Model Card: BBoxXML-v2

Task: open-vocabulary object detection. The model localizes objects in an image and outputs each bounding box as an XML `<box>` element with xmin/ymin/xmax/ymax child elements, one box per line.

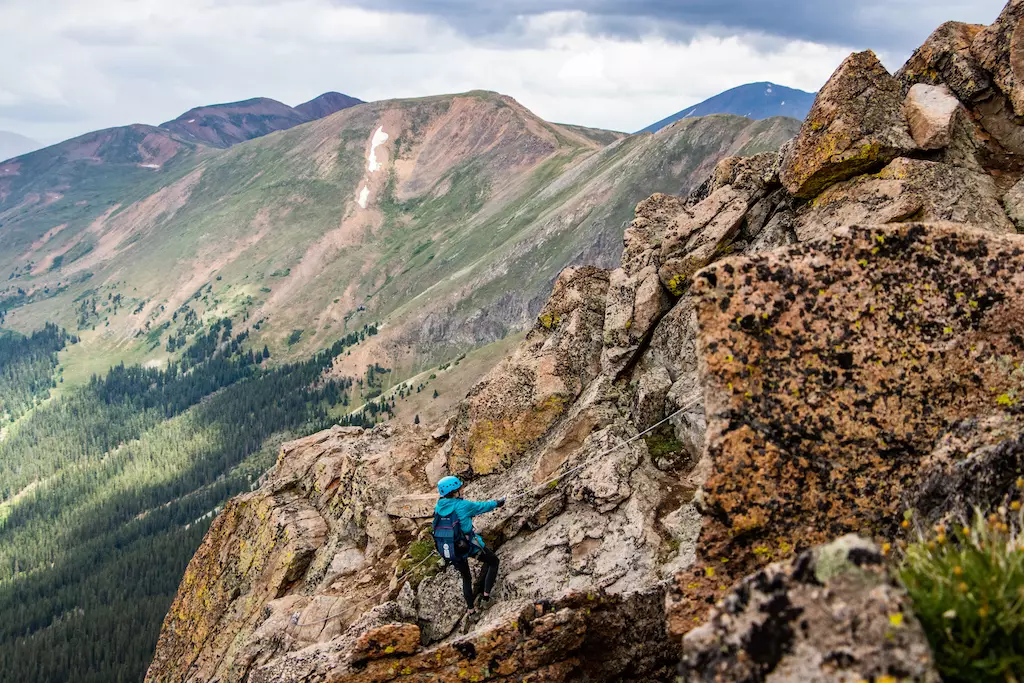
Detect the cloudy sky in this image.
<box><xmin>1</xmin><ymin>0</ymin><xmax>1006</xmax><ymax>145</ymax></box>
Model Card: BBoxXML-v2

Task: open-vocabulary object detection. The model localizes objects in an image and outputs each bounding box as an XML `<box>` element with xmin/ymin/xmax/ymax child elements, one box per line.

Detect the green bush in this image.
<box><xmin>900</xmin><ymin>506</ymin><xmax>1024</xmax><ymax>682</ymax></box>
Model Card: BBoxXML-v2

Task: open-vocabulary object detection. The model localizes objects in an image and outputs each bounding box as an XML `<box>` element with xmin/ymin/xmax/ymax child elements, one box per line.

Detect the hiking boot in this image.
<box><xmin>461</xmin><ymin>608</ymin><xmax>480</xmax><ymax>634</ymax></box>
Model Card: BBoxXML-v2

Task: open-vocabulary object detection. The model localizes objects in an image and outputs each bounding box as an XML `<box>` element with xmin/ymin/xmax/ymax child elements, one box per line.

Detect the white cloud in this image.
<box><xmin>1</xmin><ymin>0</ymin><xmax>855</xmax><ymax>143</ymax></box>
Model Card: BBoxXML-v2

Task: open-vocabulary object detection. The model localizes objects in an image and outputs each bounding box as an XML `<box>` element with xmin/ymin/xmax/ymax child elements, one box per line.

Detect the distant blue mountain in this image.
<box><xmin>638</xmin><ymin>82</ymin><xmax>816</xmax><ymax>134</ymax></box>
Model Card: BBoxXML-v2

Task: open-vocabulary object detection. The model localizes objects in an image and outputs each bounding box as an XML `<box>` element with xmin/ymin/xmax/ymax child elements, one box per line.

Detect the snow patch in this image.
<box><xmin>367</xmin><ymin>126</ymin><xmax>389</xmax><ymax>173</ymax></box>
<box><xmin>765</xmin><ymin>85</ymin><xmax>773</xmax><ymax>94</ymax></box>
<box><xmin>781</xmin><ymin>100</ymin><xmax>786</xmax><ymax>106</ymax></box>
<box><xmin>187</xmin><ymin>119</ymin><xmax>196</xmax><ymax>123</ymax></box>
<box><xmin>357</xmin><ymin>184</ymin><xmax>370</xmax><ymax>209</ymax></box>
<box><xmin>139</xmin><ymin>164</ymin><xmax>161</xmax><ymax>169</ymax></box>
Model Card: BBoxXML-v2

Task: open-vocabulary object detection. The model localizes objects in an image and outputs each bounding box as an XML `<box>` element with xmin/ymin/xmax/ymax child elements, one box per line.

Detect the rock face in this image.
<box><xmin>351</xmin><ymin>623</ymin><xmax>421</xmax><ymax>663</ymax></box>
<box><xmin>443</xmin><ymin>266</ymin><xmax>610</xmax><ymax>477</ymax></box>
<box><xmin>899</xmin><ymin>22</ymin><xmax>991</xmax><ymax>104</ymax></box>
<box><xmin>150</xmin><ymin>3</ymin><xmax>1024</xmax><ymax>682</ymax></box>
<box><xmin>1005</xmin><ymin>177</ymin><xmax>1024</xmax><ymax>229</ymax></box>
<box><xmin>658</xmin><ymin>153</ymin><xmax>783</xmax><ymax>297</ymax></box>
<box><xmin>910</xmin><ymin>412</ymin><xmax>1024</xmax><ymax>526</ymax></box>
<box><xmin>973</xmin><ymin>0</ymin><xmax>1024</xmax><ymax>116</ymax></box>
<box><xmin>147</xmin><ymin>425</ymin><xmax>439</xmax><ymax>682</ymax></box>
<box><xmin>680</xmin><ymin>536</ymin><xmax>940</xmax><ymax>683</ymax></box>
<box><xmin>667</xmin><ymin>222</ymin><xmax>1024</xmax><ymax>632</ymax></box>
<box><xmin>384</xmin><ymin>494</ymin><xmax>437</xmax><ymax>519</ymax></box>
<box><xmin>780</xmin><ymin>51</ymin><xmax>914</xmax><ymax>199</ymax></box>
<box><xmin>147</xmin><ymin>250</ymin><xmax>705</xmax><ymax>681</ymax></box>
<box><xmin>795</xmin><ymin>157</ymin><xmax>1014</xmax><ymax>241</ymax></box>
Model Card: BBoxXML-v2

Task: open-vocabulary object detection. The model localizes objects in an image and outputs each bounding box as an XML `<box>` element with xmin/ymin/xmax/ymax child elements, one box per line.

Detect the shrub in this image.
<box><xmin>395</xmin><ymin>536</ymin><xmax>440</xmax><ymax>586</ymax></box>
<box><xmin>899</xmin><ymin>507</ymin><xmax>1024</xmax><ymax>682</ymax></box>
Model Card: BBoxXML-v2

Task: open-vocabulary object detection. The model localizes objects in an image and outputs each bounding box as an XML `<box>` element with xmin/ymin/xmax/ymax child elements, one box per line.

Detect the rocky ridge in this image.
<box><xmin>148</xmin><ymin>2</ymin><xmax>1024</xmax><ymax>681</ymax></box>
<box><xmin>159</xmin><ymin>94</ymin><xmax>364</xmax><ymax>149</ymax></box>
<box><xmin>0</xmin><ymin>91</ymin><xmax>794</xmax><ymax>381</ymax></box>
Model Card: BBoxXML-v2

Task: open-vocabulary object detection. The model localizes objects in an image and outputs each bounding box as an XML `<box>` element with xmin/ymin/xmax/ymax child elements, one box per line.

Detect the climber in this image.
<box><xmin>432</xmin><ymin>476</ymin><xmax>505</xmax><ymax>614</ymax></box>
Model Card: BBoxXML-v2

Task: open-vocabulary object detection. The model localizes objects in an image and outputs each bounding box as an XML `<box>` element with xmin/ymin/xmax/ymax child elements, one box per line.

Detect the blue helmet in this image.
<box><xmin>437</xmin><ymin>476</ymin><xmax>463</xmax><ymax>497</ymax></box>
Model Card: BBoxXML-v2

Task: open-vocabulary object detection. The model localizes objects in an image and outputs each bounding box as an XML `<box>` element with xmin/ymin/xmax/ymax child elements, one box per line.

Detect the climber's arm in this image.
<box><xmin>460</xmin><ymin>499</ymin><xmax>499</xmax><ymax>518</ymax></box>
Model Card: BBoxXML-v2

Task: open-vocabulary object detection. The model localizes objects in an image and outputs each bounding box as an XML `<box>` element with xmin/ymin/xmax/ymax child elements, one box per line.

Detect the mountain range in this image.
<box><xmin>0</xmin><ymin>89</ymin><xmax>799</xmax><ymax>384</ymax></box>
<box><xmin>159</xmin><ymin>92</ymin><xmax>363</xmax><ymax>148</ymax></box>
<box><xmin>639</xmin><ymin>82</ymin><xmax>816</xmax><ymax>134</ymax></box>
<box><xmin>0</xmin><ymin>83</ymin><xmax>800</xmax><ymax>682</ymax></box>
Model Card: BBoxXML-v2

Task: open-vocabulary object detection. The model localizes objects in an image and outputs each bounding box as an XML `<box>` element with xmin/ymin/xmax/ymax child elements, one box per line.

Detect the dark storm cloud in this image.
<box><xmin>340</xmin><ymin>0</ymin><xmax>1005</xmax><ymax>52</ymax></box>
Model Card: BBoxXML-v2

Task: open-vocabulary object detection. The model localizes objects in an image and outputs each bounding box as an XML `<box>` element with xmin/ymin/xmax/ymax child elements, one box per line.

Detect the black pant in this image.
<box><xmin>452</xmin><ymin>546</ymin><xmax>499</xmax><ymax>608</ymax></box>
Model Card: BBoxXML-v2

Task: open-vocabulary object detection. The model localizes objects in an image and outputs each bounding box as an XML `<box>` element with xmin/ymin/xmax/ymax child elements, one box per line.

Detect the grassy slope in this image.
<box><xmin>0</xmin><ymin>97</ymin><xmax>799</xmax><ymax>391</ymax></box>
<box><xmin>371</xmin><ymin>332</ymin><xmax>527</xmax><ymax>426</ymax></box>
<box><xmin>411</xmin><ymin>115</ymin><xmax>803</xmax><ymax>345</ymax></box>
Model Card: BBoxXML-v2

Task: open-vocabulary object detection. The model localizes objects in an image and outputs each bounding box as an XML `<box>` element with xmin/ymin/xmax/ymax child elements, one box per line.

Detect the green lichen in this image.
<box><xmin>666</xmin><ymin>275</ymin><xmax>688</xmax><ymax>297</ymax></box>
<box><xmin>793</xmin><ymin>131</ymin><xmax>891</xmax><ymax>199</ymax></box>
<box><xmin>538</xmin><ymin>312</ymin><xmax>561</xmax><ymax>329</ymax></box>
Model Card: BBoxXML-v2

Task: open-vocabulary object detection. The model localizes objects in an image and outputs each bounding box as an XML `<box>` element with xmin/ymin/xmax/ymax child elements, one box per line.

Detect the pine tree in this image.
<box><xmin>414</xmin><ymin>414</ymin><xmax>420</xmax><ymax>425</ymax></box>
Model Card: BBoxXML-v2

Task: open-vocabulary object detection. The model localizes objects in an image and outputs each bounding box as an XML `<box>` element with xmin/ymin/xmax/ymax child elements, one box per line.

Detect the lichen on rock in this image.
<box><xmin>780</xmin><ymin>51</ymin><xmax>915</xmax><ymax>199</ymax></box>
<box><xmin>680</xmin><ymin>536</ymin><xmax>940</xmax><ymax>683</ymax></box>
<box><xmin>668</xmin><ymin>222</ymin><xmax>1024</xmax><ymax>632</ymax></box>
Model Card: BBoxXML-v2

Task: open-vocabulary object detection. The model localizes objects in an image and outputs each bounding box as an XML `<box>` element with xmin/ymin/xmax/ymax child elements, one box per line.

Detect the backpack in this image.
<box><xmin>432</xmin><ymin>511</ymin><xmax>472</xmax><ymax>562</ymax></box>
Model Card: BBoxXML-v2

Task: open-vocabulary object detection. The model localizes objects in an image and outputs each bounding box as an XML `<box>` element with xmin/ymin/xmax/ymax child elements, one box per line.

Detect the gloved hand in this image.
<box><xmin>495</xmin><ymin>497</ymin><xmax>506</xmax><ymax>508</ymax></box>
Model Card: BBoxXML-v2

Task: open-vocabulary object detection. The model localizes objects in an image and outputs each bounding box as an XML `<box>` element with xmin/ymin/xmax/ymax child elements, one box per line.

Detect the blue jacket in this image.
<box><xmin>435</xmin><ymin>497</ymin><xmax>498</xmax><ymax>550</ymax></box>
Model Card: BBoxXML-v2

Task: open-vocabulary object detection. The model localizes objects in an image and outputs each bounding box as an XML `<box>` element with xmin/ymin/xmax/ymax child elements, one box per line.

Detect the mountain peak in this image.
<box><xmin>294</xmin><ymin>91</ymin><xmax>363</xmax><ymax>119</ymax></box>
<box><xmin>638</xmin><ymin>82</ymin><xmax>816</xmax><ymax>134</ymax></box>
<box><xmin>159</xmin><ymin>97</ymin><xmax>308</xmax><ymax>148</ymax></box>
<box><xmin>159</xmin><ymin>93</ymin><xmax>362</xmax><ymax>149</ymax></box>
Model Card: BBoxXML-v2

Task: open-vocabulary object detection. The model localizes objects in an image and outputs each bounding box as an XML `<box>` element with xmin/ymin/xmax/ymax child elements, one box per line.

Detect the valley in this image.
<box><xmin>0</xmin><ymin>88</ymin><xmax>798</xmax><ymax>682</ymax></box>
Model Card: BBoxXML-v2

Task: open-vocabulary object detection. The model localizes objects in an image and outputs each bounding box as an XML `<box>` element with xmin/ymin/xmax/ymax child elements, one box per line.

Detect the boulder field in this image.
<box><xmin>147</xmin><ymin>2</ymin><xmax>1024</xmax><ymax>681</ymax></box>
